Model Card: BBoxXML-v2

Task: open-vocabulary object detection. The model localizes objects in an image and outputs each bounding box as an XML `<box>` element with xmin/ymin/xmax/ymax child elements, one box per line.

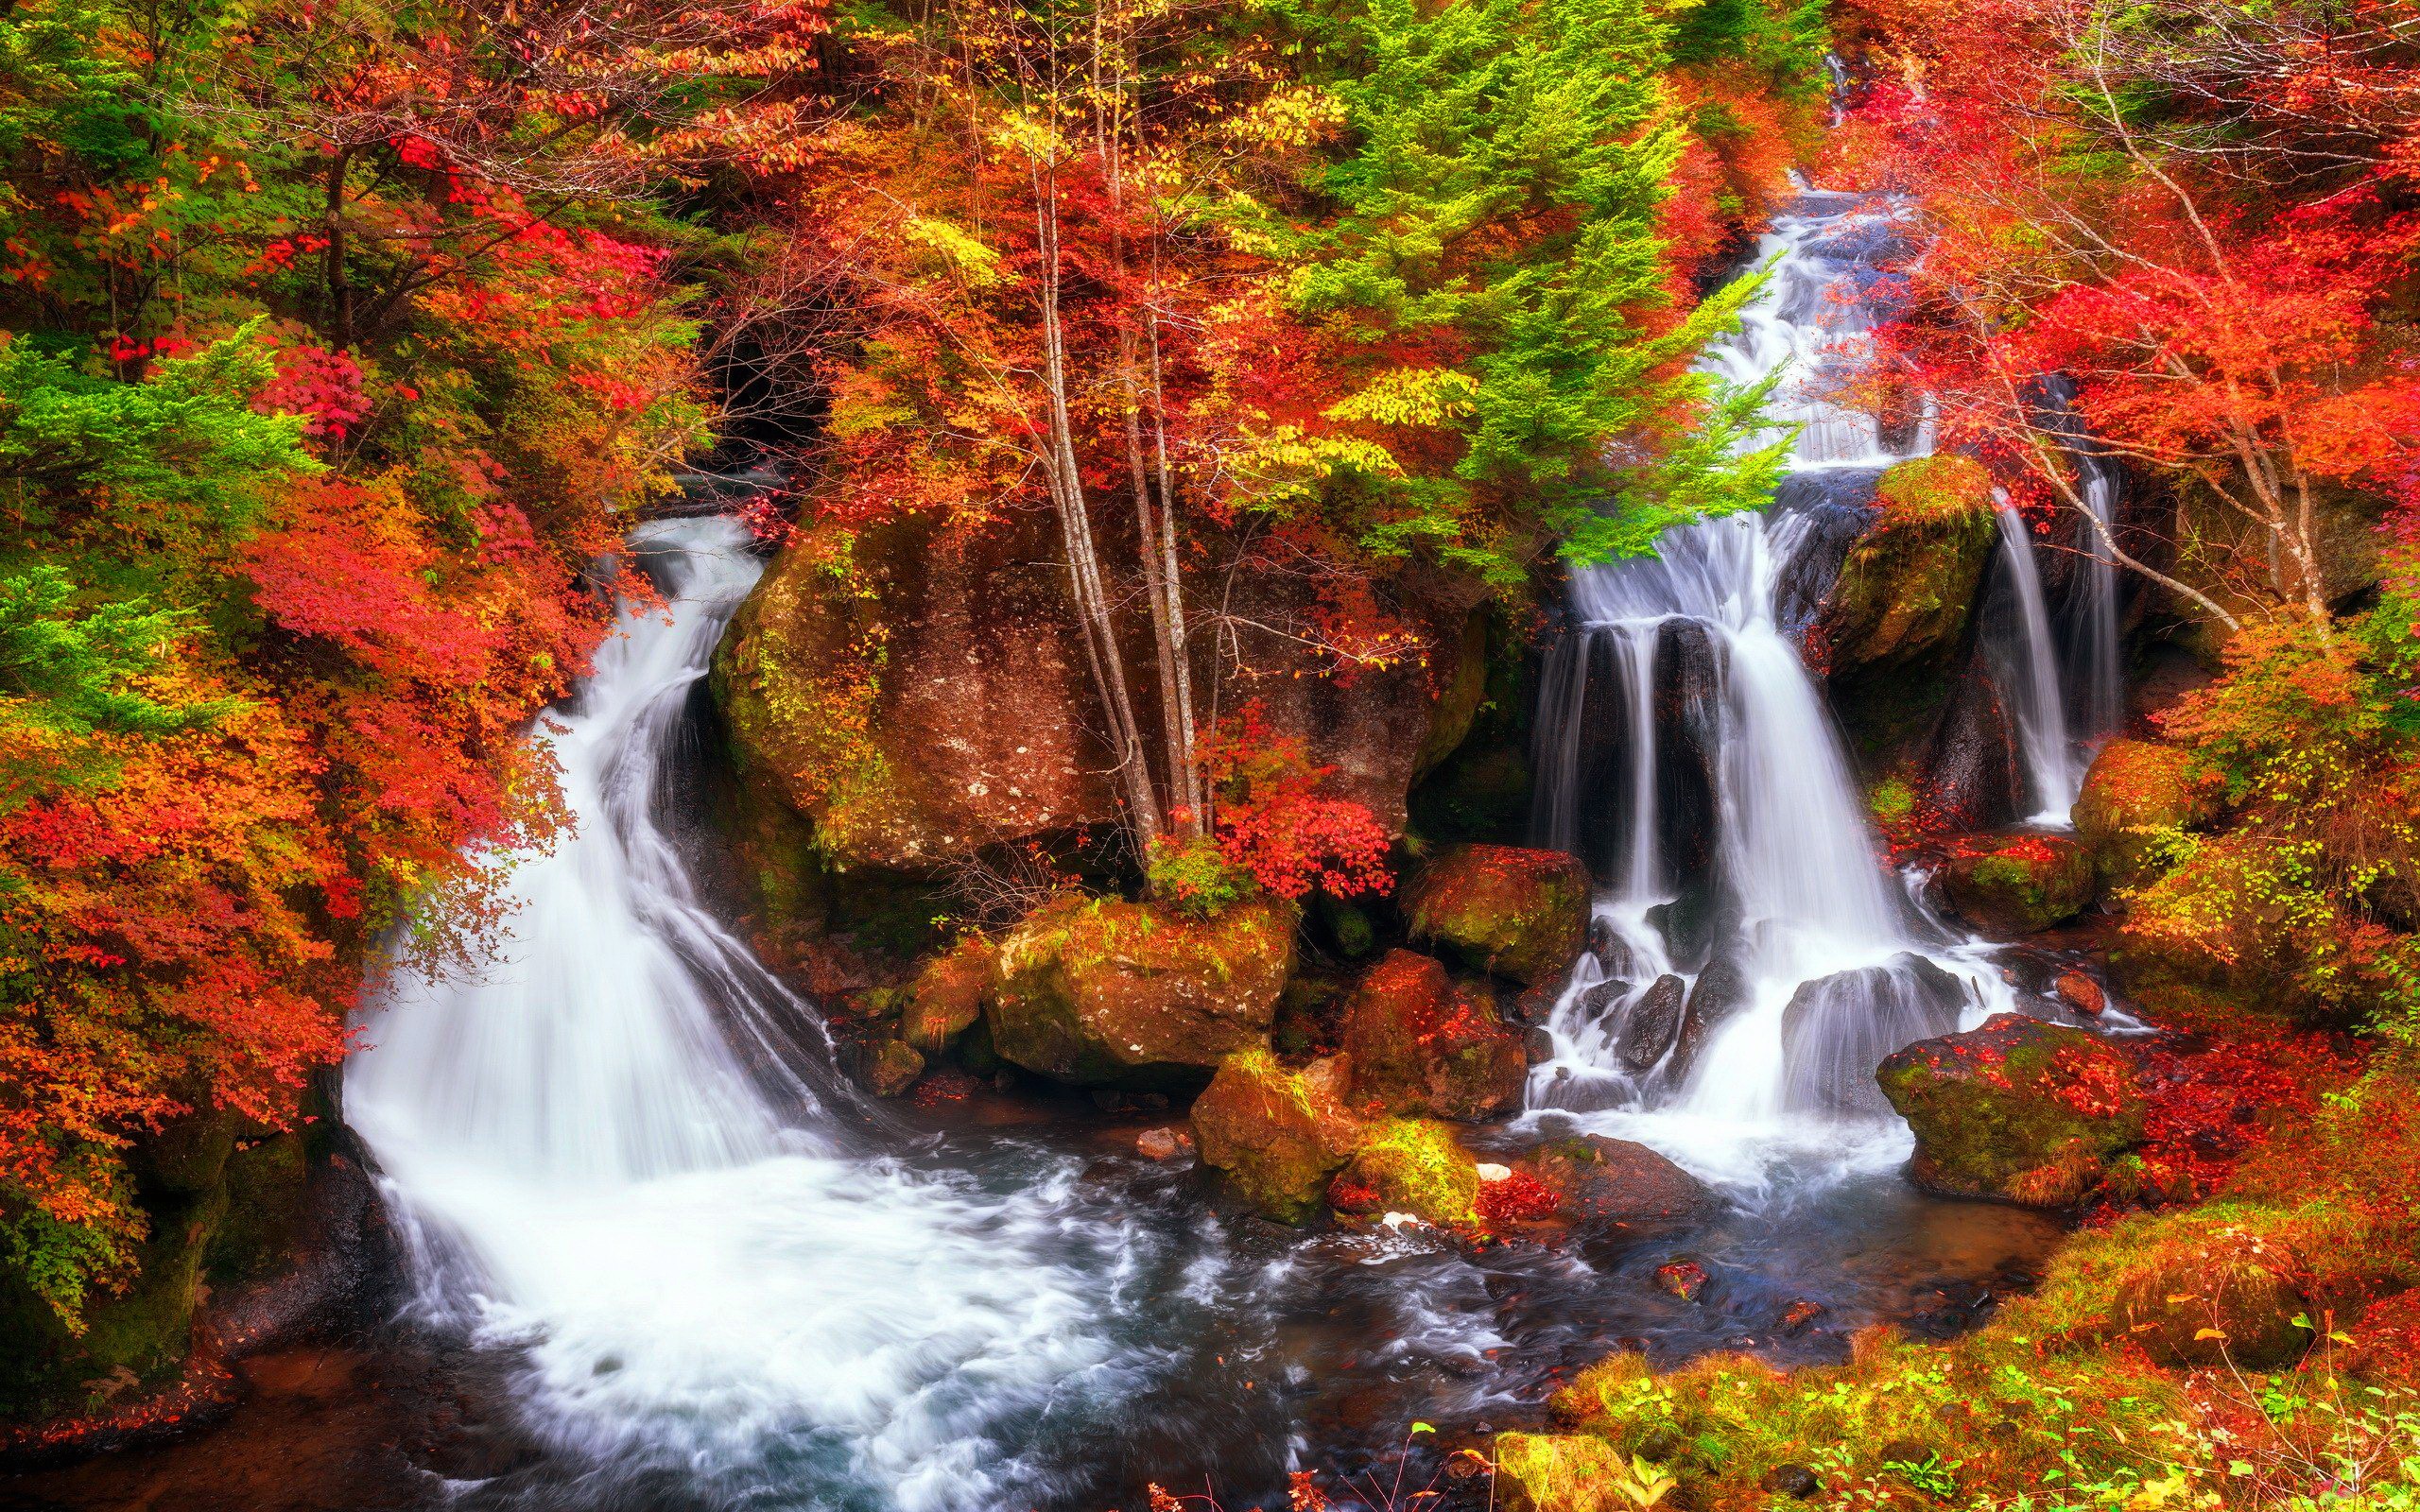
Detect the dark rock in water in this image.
<box><xmin>1653</xmin><ymin>620</ymin><xmax>1727</xmax><ymax>902</ymax></box>
<box><xmin>1645</xmin><ymin>889</ymin><xmax>1737</xmax><ymax>975</ymax></box>
<box><xmin>1778</xmin><ymin>954</ymin><xmax>1972</xmax><ymax>1116</ymax></box>
<box><xmin>1618</xmin><ymin>974</ymin><xmax>1687</xmax><ymax>1074</ymax></box>
<box><xmin>1524</xmin><ymin>1025</ymin><xmax>1557</xmax><ymax>1065</ymax></box>
<box><xmin>1587</xmin><ymin>914</ymin><xmax>1635</xmax><ymax>979</ymax></box>
<box><xmin>1924</xmin><ymin>667</ymin><xmax>2024</xmax><ymax>833</ymax></box>
<box><xmin>1519</xmin><ymin>1135</ymin><xmax>1719</xmax><ymax>1228</ymax></box>
<box><xmin>1877</xmin><ymin>1011</ymin><xmax>2145</xmax><ymax>1208</ymax></box>
<box><xmin>1652</xmin><ymin>1257</ymin><xmax>1711</xmax><ymax>1300</ymax></box>
<box><xmin>2055</xmin><ymin>971</ymin><xmax>2107</xmax><ymax>1017</ymax></box>
<box><xmin>1672</xmin><ymin>951</ymin><xmax>1754</xmax><ymax>1083</ymax></box>
<box><xmin>1575</xmin><ymin>975</ymin><xmax>1632</xmax><ymax>1024</ymax></box>
<box><xmin>1939</xmin><ymin>833</ymin><xmax>2093</xmax><ymax>936</ymax></box>
<box><xmin>1403</xmin><ymin>843</ymin><xmax>1592</xmax><ymax>987</ymax></box>
<box><xmin>1506</xmin><ymin>983</ymin><xmax>1560</xmax><ymax>1026</ymax></box>
<box><xmin>1771</xmin><ymin>470</ymin><xmax>1883</xmax><ymax>637</ymax></box>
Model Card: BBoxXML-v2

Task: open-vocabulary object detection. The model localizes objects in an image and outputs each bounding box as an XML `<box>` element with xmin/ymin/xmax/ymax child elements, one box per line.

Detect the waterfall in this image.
<box><xmin>1524</xmin><ymin>194</ymin><xmax>2018</xmax><ymax>1193</ymax></box>
<box><xmin>346</xmin><ymin>517</ymin><xmax>1164</xmax><ymax>1512</ymax></box>
<box><xmin>1990</xmin><ymin>505</ymin><xmax>2083</xmax><ymax>824</ymax></box>
<box><xmin>2066</xmin><ymin>450</ymin><xmax>2125</xmax><ymax>741</ymax></box>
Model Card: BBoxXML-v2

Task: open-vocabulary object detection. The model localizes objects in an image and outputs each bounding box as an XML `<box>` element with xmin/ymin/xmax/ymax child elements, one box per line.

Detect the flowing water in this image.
<box><xmin>1522</xmin><ymin>191</ymin><xmax>2044</xmax><ymax>1193</ymax></box>
<box><xmin>1991</xmin><ymin>504</ymin><xmax>2083</xmax><ymax>823</ymax></box>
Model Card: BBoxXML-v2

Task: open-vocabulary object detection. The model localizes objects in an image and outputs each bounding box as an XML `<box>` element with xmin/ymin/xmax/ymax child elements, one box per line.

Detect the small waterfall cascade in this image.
<box><xmin>2066</xmin><ymin>446</ymin><xmax>2126</xmax><ymax>741</ymax></box>
<box><xmin>347</xmin><ymin>517</ymin><xmax>1161</xmax><ymax>1512</ymax></box>
<box><xmin>1989</xmin><ymin>503</ymin><xmax>2083</xmax><ymax>823</ymax></box>
<box><xmin>1525</xmin><ymin>193</ymin><xmax>2019</xmax><ymax>1191</ymax></box>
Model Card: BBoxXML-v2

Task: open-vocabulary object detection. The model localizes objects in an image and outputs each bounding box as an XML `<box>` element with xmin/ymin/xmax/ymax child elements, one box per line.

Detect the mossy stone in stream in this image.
<box><xmin>1403</xmin><ymin>844</ymin><xmax>1589</xmax><ymax>986</ymax></box>
<box><xmin>2073</xmin><ymin>739</ymin><xmax>2219</xmax><ymax>894</ymax></box>
<box><xmin>900</xmin><ymin>935</ymin><xmax>994</xmax><ymax>1056</ymax></box>
<box><xmin>1937</xmin><ymin>833</ymin><xmax>2094</xmax><ymax>936</ymax></box>
<box><xmin>1815</xmin><ymin>455</ymin><xmax>1997</xmax><ymax>678</ymax></box>
<box><xmin>983</xmin><ymin>894</ymin><xmax>1294</xmax><ymax>1089</ymax></box>
<box><xmin>1339</xmin><ymin>950</ymin><xmax>1525</xmax><ymax>1121</ymax></box>
<box><xmin>1877</xmin><ymin>1012</ymin><xmax>2146</xmax><ymax>1208</ymax></box>
<box><xmin>1190</xmin><ymin>1051</ymin><xmax>1365</xmax><ymax>1223</ymax></box>
<box><xmin>1328</xmin><ymin>1118</ymin><xmax>1480</xmax><ymax>1226</ymax></box>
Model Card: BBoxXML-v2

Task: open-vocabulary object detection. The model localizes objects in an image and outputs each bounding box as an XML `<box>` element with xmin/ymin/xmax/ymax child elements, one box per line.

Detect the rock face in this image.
<box><xmin>900</xmin><ymin>935</ymin><xmax>993</xmax><ymax>1055</ymax></box>
<box><xmin>1329</xmin><ymin>1118</ymin><xmax>1481</xmax><ymax>1226</ymax></box>
<box><xmin>1339</xmin><ymin>951</ymin><xmax>1528</xmax><ymax>1121</ymax></box>
<box><xmin>1876</xmin><ymin>1012</ymin><xmax>2147</xmax><ymax>1208</ymax></box>
<box><xmin>1939</xmin><ymin>833</ymin><xmax>2095</xmax><ymax>936</ymax></box>
<box><xmin>1673</xmin><ymin>953</ymin><xmax>1754</xmax><ymax>1084</ymax></box>
<box><xmin>1522</xmin><ymin>1135</ymin><xmax>1719</xmax><ymax>1227</ymax></box>
<box><xmin>984</xmin><ymin>896</ymin><xmax>1295</xmax><ymax>1088</ymax></box>
<box><xmin>1618</xmin><ymin>974</ymin><xmax>1687</xmax><ymax>1074</ymax></box>
<box><xmin>714</xmin><ymin>514</ymin><xmax>1488</xmax><ymax>873</ymax></box>
<box><xmin>2073</xmin><ymin>739</ymin><xmax>2218</xmax><ymax>893</ymax></box>
<box><xmin>1404</xmin><ymin>844</ymin><xmax>1591</xmax><ymax>986</ymax></box>
<box><xmin>1815</xmin><ymin>456</ymin><xmax>1999</xmax><ymax>677</ymax></box>
<box><xmin>1191</xmin><ymin>1052</ymin><xmax>1366</xmax><ymax>1222</ymax></box>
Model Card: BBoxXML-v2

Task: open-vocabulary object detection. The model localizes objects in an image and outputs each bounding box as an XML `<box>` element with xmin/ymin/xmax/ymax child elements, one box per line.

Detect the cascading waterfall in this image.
<box><xmin>2066</xmin><ymin>448</ymin><xmax>2126</xmax><ymax>741</ymax></box>
<box><xmin>1525</xmin><ymin>192</ymin><xmax>2019</xmax><ymax>1192</ymax></box>
<box><xmin>348</xmin><ymin>517</ymin><xmax>1177</xmax><ymax>1512</ymax></box>
<box><xmin>1990</xmin><ymin>504</ymin><xmax>2083</xmax><ymax>823</ymax></box>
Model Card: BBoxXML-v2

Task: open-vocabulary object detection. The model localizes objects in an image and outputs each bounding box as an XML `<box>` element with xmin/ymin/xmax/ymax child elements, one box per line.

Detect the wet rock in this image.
<box><xmin>1403</xmin><ymin>844</ymin><xmax>1591</xmax><ymax>987</ymax></box>
<box><xmin>863</xmin><ymin>1039</ymin><xmax>925</xmax><ymax>1097</ymax></box>
<box><xmin>1618</xmin><ymin>974</ymin><xmax>1687</xmax><ymax>1074</ymax></box>
<box><xmin>1939</xmin><ymin>833</ymin><xmax>2094</xmax><ymax>936</ymax></box>
<box><xmin>1525</xmin><ymin>1026</ymin><xmax>1557</xmax><ymax>1065</ymax></box>
<box><xmin>1653</xmin><ymin>621</ymin><xmax>1729</xmax><ymax>901</ymax></box>
<box><xmin>1190</xmin><ymin>1052</ymin><xmax>1366</xmax><ymax>1223</ymax></box>
<box><xmin>1329</xmin><ymin>1118</ymin><xmax>1481</xmax><ymax>1226</ymax></box>
<box><xmin>1653</xmin><ymin>1258</ymin><xmax>1710</xmax><ymax>1300</ymax></box>
<box><xmin>1574</xmin><ymin>976</ymin><xmax>1631</xmax><ymax>1023</ymax></box>
<box><xmin>1522</xmin><ymin>1135</ymin><xmax>1719</xmax><ymax>1228</ymax></box>
<box><xmin>1779</xmin><ymin>954</ymin><xmax>1971</xmax><ymax>1116</ymax></box>
<box><xmin>1771</xmin><ymin>470</ymin><xmax>1884</xmax><ymax>638</ymax></box>
<box><xmin>1778</xmin><ymin>1299</ymin><xmax>1827</xmax><ymax>1336</ymax></box>
<box><xmin>1876</xmin><ymin>1012</ymin><xmax>2146</xmax><ymax>1208</ymax></box>
<box><xmin>1922</xmin><ymin>668</ymin><xmax>2023</xmax><ymax>833</ymax></box>
<box><xmin>1672</xmin><ymin>953</ymin><xmax>1754</xmax><ymax>1084</ymax></box>
<box><xmin>1644</xmin><ymin>890</ymin><xmax>1737</xmax><ymax>975</ymax></box>
<box><xmin>1587</xmin><ymin>915</ymin><xmax>1634</xmax><ymax>980</ymax></box>
<box><xmin>2054</xmin><ymin>971</ymin><xmax>2106</xmax><ymax>1018</ymax></box>
<box><xmin>1340</xmin><ymin>950</ymin><xmax>1528</xmax><ymax>1121</ymax></box>
<box><xmin>2074</xmin><ymin>739</ymin><xmax>2220</xmax><ymax>895</ymax></box>
<box><xmin>1814</xmin><ymin>455</ymin><xmax>1999</xmax><ymax>678</ymax></box>
<box><xmin>984</xmin><ymin>895</ymin><xmax>1294</xmax><ymax>1089</ymax></box>
<box><xmin>1135</xmin><ymin>1126</ymin><xmax>1194</xmax><ymax>1162</ymax></box>
<box><xmin>900</xmin><ymin>935</ymin><xmax>993</xmax><ymax>1056</ymax></box>
<box><xmin>1508</xmin><ymin>984</ymin><xmax>1561</xmax><ymax>1026</ymax></box>
<box><xmin>1761</xmin><ymin>1463</ymin><xmax>1822</xmax><ymax>1499</ymax></box>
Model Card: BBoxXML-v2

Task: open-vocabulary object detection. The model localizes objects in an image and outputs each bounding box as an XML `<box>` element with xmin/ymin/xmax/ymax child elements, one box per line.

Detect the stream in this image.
<box><xmin>6</xmin><ymin>186</ymin><xmax>2116</xmax><ymax>1512</ymax></box>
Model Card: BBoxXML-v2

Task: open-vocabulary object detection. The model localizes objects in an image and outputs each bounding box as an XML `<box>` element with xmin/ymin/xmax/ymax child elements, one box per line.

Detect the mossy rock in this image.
<box><xmin>900</xmin><ymin>935</ymin><xmax>994</xmax><ymax>1056</ymax></box>
<box><xmin>1190</xmin><ymin>1051</ymin><xmax>1365</xmax><ymax>1223</ymax></box>
<box><xmin>2073</xmin><ymin>740</ymin><xmax>2219</xmax><ymax>894</ymax></box>
<box><xmin>1816</xmin><ymin>455</ymin><xmax>1997</xmax><ymax>678</ymax></box>
<box><xmin>1339</xmin><ymin>950</ymin><xmax>1526</xmax><ymax>1121</ymax></box>
<box><xmin>1328</xmin><ymin>1117</ymin><xmax>1480</xmax><ymax>1225</ymax></box>
<box><xmin>1938</xmin><ymin>833</ymin><xmax>2094</xmax><ymax>936</ymax></box>
<box><xmin>1403</xmin><ymin>844</ymin><xmax>1590</xmax><ymax>987</ymax></box>
<box><xmin>984</xmin><ymin>894</ymin><xmax>1295</xmax><ymax>1089</ymax></box>
<box><xmin>1519</xmin><ymin>1134</ymin><xmax>1718</xmax><ymax>1227</ymax></box>
<box><xmin>863</xmin><ymin>1039</ymin><xmax>925</xmax><ymax>1097</ymax></box>
<box><xmin>1877</xmin><ymin>1012</ymin><xmax>2146</xmax><ymax>1208</ymax></box>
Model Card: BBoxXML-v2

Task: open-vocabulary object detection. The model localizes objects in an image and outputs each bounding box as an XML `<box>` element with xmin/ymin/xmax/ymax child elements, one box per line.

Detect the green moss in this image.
<box><xmin>1875</xmin><ymin>453</ymin><xmax>1994</xmax><ymax>523</ymax></box>
<box><xmin>1338</xmin><ymin>1117</ymin><xmax>1479</xmax><ymax>1224</ymax></box>
<box><xmin>1869</xmin><ymin>775</ymin><xmax>1916</xmax><ymax>822</ymax></box>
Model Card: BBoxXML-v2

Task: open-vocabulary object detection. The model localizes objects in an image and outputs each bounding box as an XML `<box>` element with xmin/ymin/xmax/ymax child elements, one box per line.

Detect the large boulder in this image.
<box><xmin>1938</xmin><ymin>833</ymin><xmax>2094</xmax><ymax>936</ymax></box>
<box><xmin>1405</xmin><ymin>844</ymin><xmax>1592</xmax><ymax>987</ymax></box>
<box><xmin>1618</xmin><ymin>974</ymin><xmax>1687</xmax><ymax>1074</ymax></box>
<box><xmin>984</xmin><ymin>895</ymin><xmax>1294</xmax><ymax>1088</ymax></box>
<box><xmin>1671</xmin><ymin>953</ymin><xmax>1754</xmax><ymax>1084</ymax></box>
<box><xmin>1328</xmin><ymin>1118</ymin><xmax>1482</xmax><ymax>1226</ymax></box>
<box><xmin>2074</xmin><ymin>1211</ymin><xmax>2312</xmax><ymax>1367</ymax></box>
<box><xmin>1191</xmin><ymin>1052</ymin><xmax>1366</xmax><ymax>1223</ymax></box>
<box><xmin>2073</xmin><ymin>739</ymin><xmax>2219</xmax><ymax>894</ymax></box>
<box><xmin>1339</xmin><ymin>951</ymin><xmax>1527</xmax><ymax>1121</ymax></box>
<box><xmin>1520</xmin><ymin>1135</ymin><xmax>1719</xmax><ymax>1228</ymax></box>
<box><xmin>1876</xmin><ymin>1012</ymin><xmax>2146</xmax><ymax>1208</ymax></box>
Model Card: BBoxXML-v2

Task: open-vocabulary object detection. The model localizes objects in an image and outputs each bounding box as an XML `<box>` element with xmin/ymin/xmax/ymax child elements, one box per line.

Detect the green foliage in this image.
<box><xmin>1148</xmin><ymin>834</ymin><xmax>1258</xmax><ymax>919</ymax></box>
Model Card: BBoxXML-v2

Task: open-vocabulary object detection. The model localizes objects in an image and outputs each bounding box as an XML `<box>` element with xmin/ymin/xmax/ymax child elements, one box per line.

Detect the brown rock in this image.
<box><xmin>901</xmin><ymin>935</ymin><xmax>994</xmax><ymax>1055</ymax></box>
<box><xmin>1653</xmin><ymin>1258</ymin><xmax>1710</xmax><ymax>1300</ymax></box>
<box><xmin>1403</xmin><ymin>844</ymin><xmax>1591</xmax><ymax>986</ymax></box>
<box><xmin>1190</xmin><ymin>1053</ymin><xmax>1366</xmax><ymax>1223</ymax></box>
<box><xmin>1340</xmin><ymin>951</ymin><xmax>1527</xmax><ymax>1121</ymax></box>
<box><xmin>1523</xmin><ymin>1135</ymin><xmax>1719</xmax><ymax>1228</ymax></box>
<box><xmin>2054</xmin><ymin>970</ymin><xmax>2106</xmax><ymax>1018</ymax></box>
<box><xmin>1135</xmin><ymin>1126</ymin><xmax>1194</xmax><ymax>1162</ymax></box>
<box><xmin>863</xmin><ymin>1040</ymin><xmax>925</xmax><ymax>1097</ymax></box>
<box><xmin>1876</xmin><ymin>1012</ymin><xmax>2146</xmax><ymax>1208</ymax></box>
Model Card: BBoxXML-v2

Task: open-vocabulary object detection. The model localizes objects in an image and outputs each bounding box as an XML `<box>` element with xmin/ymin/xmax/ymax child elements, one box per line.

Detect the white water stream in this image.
<box><xmin>1522</xmin><ymin>194</ymin><xmax>2030</xmax><ymax>1193</ymax></box>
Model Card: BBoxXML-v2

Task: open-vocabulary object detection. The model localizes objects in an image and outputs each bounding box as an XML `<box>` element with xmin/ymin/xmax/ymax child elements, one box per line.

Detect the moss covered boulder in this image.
<box><xmin>985</xmin><ymin>895</ymin><xmax>1295</xmax><ymax>1089</ymax></box>
<box><xmin>1877</xmin><ymin>1012</ymin><xmax>2146</xmax><ymax>1208</ymax></box>
<box><xmin>2073</xmin><ymin>739</ymin><xmax>2220</xmax><ymax>894</ymax></box>
<box><xmin>1328</xmin><ymin>1117</ymin><xmax>1481</xmax><ymax>1226</ymax></box>
<box><xmin>1815</xmin><ymin>455</ymin><xmax>1998</xmax><ymax>678</ymax></box>
<box><xmin>1938</xmin><ymin>833</ymin><xmax>2094</xmax><ymax>936</ymax></box>
<box><xmin>1339</xmin><ymin>951</ymin><xmax>1527</xmax><ymax>1121</ymax></box>
<box><xmin>2052</xmin><ymin>1209</ymin><xmax>2314</xmax><ymax>1368</ymax></box>
<box><xmin>900</xmin><ymin>935</ymin><xmax>994</xmax><ymax>1056</ymax></box>
<box><xmin>1403</xmin><ymin>844</ymin><xmax>1590</xmax><ymax>987</ymax></box>
<box><xmin>1190</xmin><ymin>1052</ymin><xmax>1366</xmax><ymax>1222</ymax></box>
<box><xmin>1519</xmin><ymin>1134</ymin><xmax>1718</xmax><ymax>1228</ymax></box>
